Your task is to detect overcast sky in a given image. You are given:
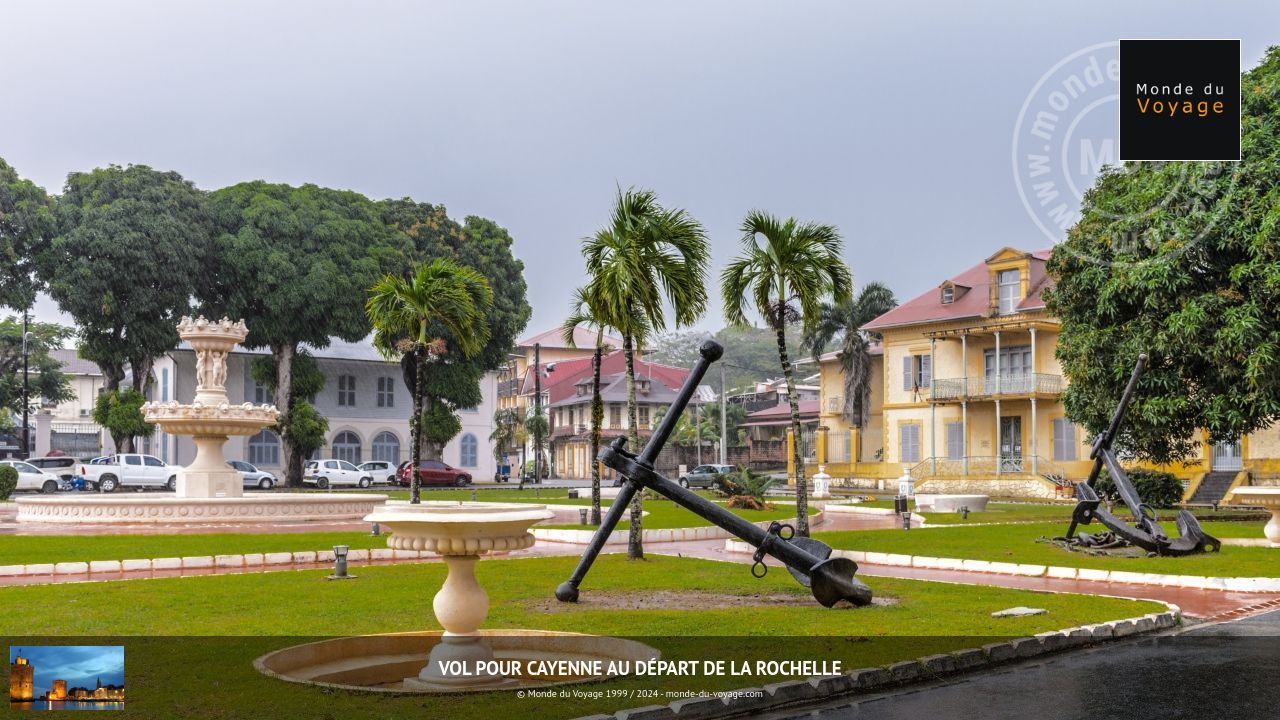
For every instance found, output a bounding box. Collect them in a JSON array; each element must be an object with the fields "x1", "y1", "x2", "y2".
[{"x1": 4, "y1": 1, "x2": 1276, "y2": 336}]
